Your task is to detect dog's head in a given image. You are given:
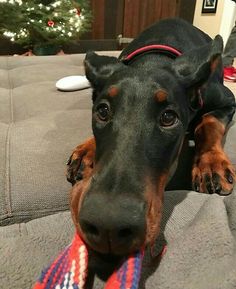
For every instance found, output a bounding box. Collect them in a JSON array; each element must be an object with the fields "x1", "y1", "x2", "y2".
[{"x1": 71, "y1": 36, "x2": 223, "y2": 256}]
